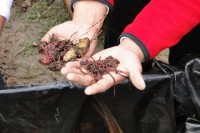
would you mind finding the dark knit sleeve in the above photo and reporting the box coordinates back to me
[70,0,113,12]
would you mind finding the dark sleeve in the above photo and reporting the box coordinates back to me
[70,0,113,12]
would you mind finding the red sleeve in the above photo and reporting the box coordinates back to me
[122,0,200,60]
[107,0,114,5]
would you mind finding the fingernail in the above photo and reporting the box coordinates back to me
[85,89,93,95]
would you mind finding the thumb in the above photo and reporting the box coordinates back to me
[83,38,98,58]
[128,64,146,90]
[130,71,146,90]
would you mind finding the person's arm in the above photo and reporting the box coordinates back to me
[119,0,200,61]
[43,1,109,39]
[0,16,6,33]
[72,1,107,32]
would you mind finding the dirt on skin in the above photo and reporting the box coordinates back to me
[0,0,70,86]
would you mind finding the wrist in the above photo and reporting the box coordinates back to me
[119,38,145,62]
[70,22,99,40]
[72,1,107,31]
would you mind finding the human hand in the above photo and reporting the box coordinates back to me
[41,21,99,58]
[61,38,146,95]
[41,0,107,59]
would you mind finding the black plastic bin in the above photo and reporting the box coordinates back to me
[0,56,200,133]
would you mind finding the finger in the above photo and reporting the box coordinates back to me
[129,68,146,90]
[41,31,67,42]
[61,61,82,75]
[84,39,97,58]
[83,51,93,58]
[41,32,52,42]
[84,72,125,95]
[84,83,107,95]
[66,73,96,86]
[64,61,80,68]
[61,67,83,76]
